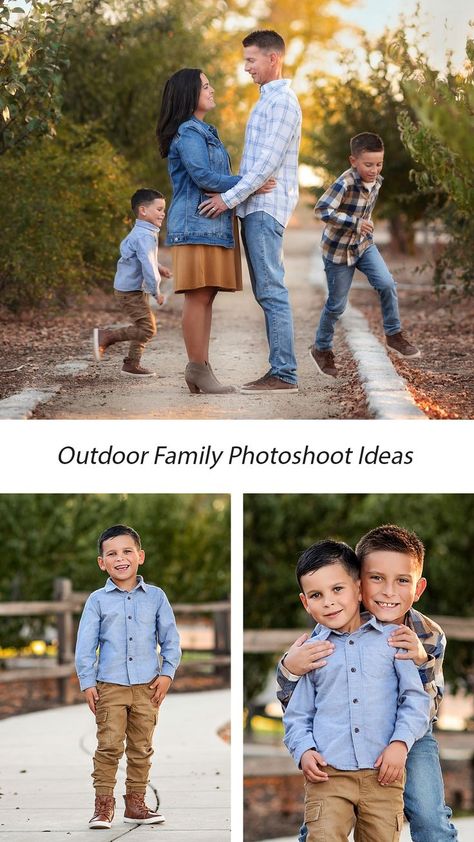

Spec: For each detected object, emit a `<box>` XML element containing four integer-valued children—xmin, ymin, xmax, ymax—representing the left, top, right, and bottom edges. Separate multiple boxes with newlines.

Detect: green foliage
<box><xmin>0</xmin><ymin>0</ymin><xmax>72</xmax><ymax>154</ymax></box>
<box><xmin>244</xmin><ymin>494</ymin><xmax>474</xmax><ymax>699</ymax></box>
<box><xmin>60</xmin><ymin>0</ymin><xmax>225</xmax><ymax>193</ymax></box>
<box><xmin>305</xmin><ymin>35</ymin><xmax>429</xmax><ymax>253</ymax></box>
<box><xmin>394</xmin><ymin>34</ymin><xmax>474</xmax><ymax>293</ymax></box>
<box><xmin>0</xmin><ymin>494</ymin><xmax>230</xmax><ymax>644</ymax></box>
<box><xmin>0</xmin><ymin>120</ymin><xmax>131</xmax><ymax>310</ymax></box>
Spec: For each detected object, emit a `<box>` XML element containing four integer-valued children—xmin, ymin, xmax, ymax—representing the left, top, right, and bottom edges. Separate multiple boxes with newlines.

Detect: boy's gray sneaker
<box><xmin>386</xmin><ymin>332</ymin><xmax>420</xmax><ymax>358</ymax></box>
<box><xmin>309</xmin><ymin>345</ymin><xmax>337</xmax><ymax>379</ymax></box>
<box><xmin>89</xmin><ymin>794</ymin><xmax>115</xmax><ymax>829</ymax></box>
<box><xmin>123</xmin><ymin>792</ymin><xmax>165</xmax><ymax>824</ymax></box>
<box><xmin>121</xmin><ymin>359</ymin><xmax>156</xmax><ymax>377</ymax></box>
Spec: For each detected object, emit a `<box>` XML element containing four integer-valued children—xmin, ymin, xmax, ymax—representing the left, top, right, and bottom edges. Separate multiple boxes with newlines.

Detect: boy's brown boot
<box><xmin>89</xmin><ymin>794</ymin><xmax>115</xmax><ymax>829</ymax></box>
<box><xmin>121</xmin><ymin>358</ymin><xmax>156</xmax><ymax>377</ymax></box>
<box><xmin>386</xmin><ymin>331</ymin><xmax>420</xmax><ymax>358</ymax></box>
<box><xmin>123</xmin><ymin>792</ymin><xmax>165</xmax><ymax>824</ymax></box>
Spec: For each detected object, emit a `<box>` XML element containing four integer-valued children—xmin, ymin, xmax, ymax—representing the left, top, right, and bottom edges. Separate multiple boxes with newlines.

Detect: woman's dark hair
<box><xmin>157</xmin><ymin>68</ymin><xmax>202</xmax><ymax>158</ymax></box>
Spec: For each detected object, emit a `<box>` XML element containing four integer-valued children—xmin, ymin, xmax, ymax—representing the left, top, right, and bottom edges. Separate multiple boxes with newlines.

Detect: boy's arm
<box><xmin>315</xmin><ymin>179</ymin><xmax>364</xmax><ymax>231</ymax></box>
<box><xmin>155</xmin><ymin>591</ymin><xmax>181</xmax><ymax>679</ymax></box>
<box><xmin>276</xmin><ymin>657</ymin><xmax>301</xmax><ymax>710</ymax></box>
<box><xmin>177</xmin><ymin>126</ymin><xmax>241</xmax><ymax>192</ymax></box>
<box><xmin>135</xmin><ymin>233</ymin><xmax>161</xmax><ymax>296</ymax></box>
<box><xmin>277</xmin><ymin>635</ymin><xmax>334</xmax><ymax>710</ymax></box>
<box><xmin>389</xmin><ymin>625</ymin><xmax>446</xmax><ymax>712</ymax></box>
<box><xmin>282</xmin><ymin>671</ymin><xmax>318</xmax><ymax>768</ymax></box>
<box><xmin>220</xmin><ymin>98</ymin><xmax>301</xmax><ymax>208</ymax></box>
<box><xmin>389</xmin><ymin>656</ymin><xmax>431</xmax><ymax>751</ymax></box>
<box><xmin>74</xmin><ymin>596</ymin><xmax>101</xmax><ymax>692</ymax></box>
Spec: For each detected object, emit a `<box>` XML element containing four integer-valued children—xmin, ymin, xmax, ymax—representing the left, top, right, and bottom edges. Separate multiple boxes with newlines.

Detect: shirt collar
<box><xmin>315</xmin><ymin>611</ymin><xmax>384</xmax><ymax>639</ymax></box>
<box><xmin>189</xmin><ymin>115</ymin><xmax>218</xmax><ymax>137</ymax></box>
<box><xmin>134</xmin><ymin>220</ymin><xmax>160</xmax><ymax>234</ymax></box>
<box><xmin>260</xmin><ymin>78</ymin><xmax>291</xmax><ymax>95</ymax></box>
<box><xmin>351</xmin><ymin>167</ymin><xmax>383</xmax><ymax>187</ymax></box>
<box><xmin>105</xmin><ymin>574</ymin><xmax>148</xmax><ymax>593</ymax></box>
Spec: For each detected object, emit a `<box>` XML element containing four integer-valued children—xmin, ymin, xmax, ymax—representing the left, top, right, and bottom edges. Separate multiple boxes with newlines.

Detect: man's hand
<box><xmin>360</xmin><ymin>219</ymin><xmax>374</xmax><ymax>236</ymax></box>
<box><xmin>156</xmin><ymin>292</ymin><xmax>165</xmax><ymax>306</ymax></box>
<box><xmin>388</xmin><ymin>625</ymin><xmax>428</xmax><ymax>666</ymax></box>
<box><xmin>158</xmin><ymin>264</ymin><xmax>172</xmax><ymax>279</ymax></box>
<box><xmin>374</xmin><ymin>741</ymin><xmax>407</xmax><ymax>785</ymax></box>
<box><xmin>84</xmin><ymin>686</ymin><xmax>99</xmax><ymax>715</ymax></box>
<box><xmin>283</xmin><ymin>633</ymin><xmax>335</xmax><ymax>676</ymax></box>
<box><xmin>255</xmin><ymin>177</ymin><xmax>277</xmax><ymax>195</ymax></box>
<box><xmin>149</xmin><ymin>675</ymin><xmax>172</xmax><ymax>707</ymax></box>
<box><xmin>300</xmin><ymin>749</ymin><xmax>329</xmax><ymax>783</ymax></box>
<box><xmin>198</xmin><ymin>194</ymin><xmax>227</xmax><ymax>218</ymax></box>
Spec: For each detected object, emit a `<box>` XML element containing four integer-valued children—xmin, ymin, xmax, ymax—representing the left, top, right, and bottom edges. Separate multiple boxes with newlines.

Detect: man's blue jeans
<box><xmin>296</xmin><ymin>729</ymin><xmax>457</xmax><ymax>842</ymax></box>
<box><xmin>240</xmin><ymin>211</ymin><xmax>297</xmax><ymax>384</ymax></box>
<box><xmin>315</xmin><ymin>244</ymin><xmax>402</xmax><ymax>350</ymax></box>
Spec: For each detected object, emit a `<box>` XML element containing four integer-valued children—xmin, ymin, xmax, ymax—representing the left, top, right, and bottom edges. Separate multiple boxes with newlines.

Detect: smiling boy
<box><xmin>282</xmin><ymin>539</ymin><xmax>430</xmax><ymax>842</ymax></box>
<box><xmin>75</xmin><ymin>524</ymin><xmax>181</xmax><ymax>830</ymax></box>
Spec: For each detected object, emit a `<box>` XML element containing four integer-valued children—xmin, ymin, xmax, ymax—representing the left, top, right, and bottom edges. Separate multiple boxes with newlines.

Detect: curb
<box><xmin>0</xmin><ymin>387</ymin><xmax>60</xmax><ymax>420</ymax></box>
<box><xmin>309</xmin><ymin>247</ymin><xmax>426</xmax><ymax>420</ymax></box>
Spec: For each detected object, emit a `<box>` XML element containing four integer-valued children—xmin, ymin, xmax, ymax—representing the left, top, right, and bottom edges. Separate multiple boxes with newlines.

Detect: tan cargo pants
<box><xmin>93</xmin><ymin>682</ymin><xmax>158</xmax><ymax>795</ymax></box>
<box><xmin>113</xmin><ymin>290</ymin><xmax>156</xmax><ymax>362</ymax></box>
<box><xmin>304</xmin><ymin>766</ymin><xmax>405</xmax><ymax>842</ymax></box>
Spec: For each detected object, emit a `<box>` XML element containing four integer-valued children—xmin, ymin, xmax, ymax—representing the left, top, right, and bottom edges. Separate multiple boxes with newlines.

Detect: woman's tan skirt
<box><xmin>172</xmin><ymin>220</ymin><xmax>242</xmax><ymax>294</ymax></box>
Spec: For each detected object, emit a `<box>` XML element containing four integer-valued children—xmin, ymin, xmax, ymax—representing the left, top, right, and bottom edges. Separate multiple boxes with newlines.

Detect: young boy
<box><xmin>93</xmin><ymin>188</ymin><xmax>172</xmax><ymax>378</ymax></box>
<box><xmin>282</xmin><ymin>539</ymin><xmax>430</xmax><ymax>842</ymax></box>
<box><xmin>75</xmin><ymin>524</ymin><xmax>181</xmax><ymax>830</ymax></box>
<box><xmin>309</xmin><ymin>133</ymin><xmax>420</xmax><ymax>379</ymax></box>
<box><xmin>278</xmin><ymin>525</ymin><xmax>458</xmax><ymax>842</ymax></box>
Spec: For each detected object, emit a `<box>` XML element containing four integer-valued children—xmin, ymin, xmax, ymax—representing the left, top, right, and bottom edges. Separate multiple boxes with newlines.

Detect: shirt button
<box><xmin>349</xmin><ymin>640</ymin><xmax>354</xmax><ymax>645</ymax></box>
<box><xmin>129</xmin><ymin>657</ymin><xmax>133</xmax><ymax>661</ymax></box>
<box><xmin>351</xmin><ymin>667</ymin><xmax>356</xmax><ymax>673</ymax></box>
<box><xmin>128</xmin><ymin>615</ymin><xmax>132</xmax><ymax>619</ymax></box>
<box><xmin>129</xmin><ymin>637</ymin><xmax>133</xmax><ymax>641</ymax></box>
<box><xmin>353</xmin><ymin>699</ymin><xmax>358</xmax><ymax>704</ymax></box>
<box><xmin>127</xmin><ymin>596</ymin><xmax>131</xmax><ymax>600</ymax></box>
<box><xmin>354</xmin><ymin>727</ymin><xmax>360</xmax><ymax>733</ymax></box>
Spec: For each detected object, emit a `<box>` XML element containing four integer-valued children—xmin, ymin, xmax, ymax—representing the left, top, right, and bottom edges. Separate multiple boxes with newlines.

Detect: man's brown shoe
<box><xmin>93</xmin><ymin>328</ymin><xmax>117</xmax><ymax>362</ymax></box>
<box><xmin>241</xmin><ymin>374</ymin><xmax>298</xmax><ymax>393</ymax></box>
<box><xmin>123</xmin><ymin>792</ymin><xmax>165</xmax><ymax>825</ymax></box>
<box><xmin>121</xmin><ymin>359</ymin><xmax>156</xmax><ymax>378</ymax></box>
<box><xmin>386</xmin><ymin>332</ymin><xmax>420</xmax><ymax>358</ymax></box>
<box><xmin>309</xmin><ymin>345</ymin><xmax>337</xmax><ymax>379</ymax></box>
<box><xmin>89</xmin><ymin>794</ymin><xmax>115</xmax><ymax>829</ymax></box>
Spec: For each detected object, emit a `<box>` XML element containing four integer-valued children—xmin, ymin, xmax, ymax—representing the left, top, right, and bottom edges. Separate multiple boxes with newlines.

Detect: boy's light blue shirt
<box><xmin>114</xmin><ymin>220</ymin><xmax>161</xmax><ymax>296</ymax></box>
<box><xmin>75</xmin><ymin>575</ymin><xmax>181</xmax><ymax>691</ymax></box>
<box><xmin>283</xmin><ymin>614</ymin><xmax>430</xmax><ymax>770</ymax></box>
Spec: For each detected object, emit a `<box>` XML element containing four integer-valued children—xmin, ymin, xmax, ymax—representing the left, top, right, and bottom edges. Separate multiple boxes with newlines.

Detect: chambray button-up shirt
<box><xmin>221</xmin><ymin>79</ymin><xmax>301</xmax><ymax>227</ymax></box>
<box><xmin>75</xmin><ymin>576</ymin><xmax>181</xmax><ymax>691</ymax></box>
<box><xmin>113</xmin><ymin>220</ymin><xmax>162</xmax><ymax>296</ymax></box>
<box><xmin>283</xmin><ymin>615</ymin><xmax>430</xmax><ymax>770</ymax></box>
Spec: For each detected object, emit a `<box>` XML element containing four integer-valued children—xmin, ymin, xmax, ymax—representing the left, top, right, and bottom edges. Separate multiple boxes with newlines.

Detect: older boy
<box><xmin>93</xmin><ymin>188</ymin><xmax>172</xmax><ymax>378</ymax></box>
<box><xmin>278</xmin><ymin>525</ymin><xmax>458</xmax><ymax>842</ymax></box>
<box><xmin>283</xmin><ymin>539</ymin><xmax>430</xmax><ymax>842</ymax></box>
<box><xmin>75</xmin><ymin>524</ymin><xmax>181</xmax><ymax>830</ymax></box>
<box><xmin>310</xmin><ymin>133</ymin><xmax>420</xmax><ymax>379</ymax></box>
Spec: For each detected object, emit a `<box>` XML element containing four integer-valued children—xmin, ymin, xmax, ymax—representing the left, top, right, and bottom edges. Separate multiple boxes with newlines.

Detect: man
<box><xmin>199</xmin><ymin>30</ymin><xmax>302</xmax><ymax>392</ymax></box>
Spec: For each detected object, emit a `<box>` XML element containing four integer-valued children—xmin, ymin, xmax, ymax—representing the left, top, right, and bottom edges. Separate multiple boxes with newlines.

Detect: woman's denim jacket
<box><xmin>166</xmin><ymin>117</ymin><xmax>240</xmax><ymax>248</ymax></box>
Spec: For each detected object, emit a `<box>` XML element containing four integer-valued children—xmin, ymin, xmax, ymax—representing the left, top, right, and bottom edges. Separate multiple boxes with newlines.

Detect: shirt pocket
<box><xmin>361</xmin><ymin>647</ymin><xmax>395</xmax><ymax>679</ymax></box>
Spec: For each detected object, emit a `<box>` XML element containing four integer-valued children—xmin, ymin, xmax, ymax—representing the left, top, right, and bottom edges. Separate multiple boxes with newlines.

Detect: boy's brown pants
<box><xmin>93</xmin><ymin>682</ymin><xmax>158</xmax><ymax>795</ymax></box>
<box><xmin>112</xmin><ymin>290</ymin><xmax>156</xmax><ymax>362</ymax></box>
<box><xmin>304</xmin><ymin>766</ymin><xmax>405</xmax><ymax>842</ymax></box>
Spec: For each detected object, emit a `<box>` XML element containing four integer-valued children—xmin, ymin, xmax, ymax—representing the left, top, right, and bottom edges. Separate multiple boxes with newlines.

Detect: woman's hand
<box><xmin>283</xmin><ymin>633</ymin><xmax>334</xmax><ymax>676</ymax></box>
<box><xmin>256</xmin><ymin>178</ymin><xmax>277</xmax><ymax>195</ymax></box>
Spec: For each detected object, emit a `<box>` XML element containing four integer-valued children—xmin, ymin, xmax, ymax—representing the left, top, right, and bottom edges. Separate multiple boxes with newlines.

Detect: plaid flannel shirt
<box><xmin>277</xmin><ymin>608</ymin><xmax>445</xmax><ymax>724</ymax></box>
<box><xmin>315</xmin><ymin>167</ymin><xmax>383</xmax><ymax>266</ymax></box>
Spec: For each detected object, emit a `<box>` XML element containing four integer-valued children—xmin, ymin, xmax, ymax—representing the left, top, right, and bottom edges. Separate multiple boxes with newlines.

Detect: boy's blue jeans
<box><xmin>240</xmin><ymin>212</ymin><xmax>298</xmax><ymax>385</ymax></box>
<box><xmin>296</xmin><ymin>728</ymin><xmax>457</xmax><ymax>842</ymax></box>
<box><xmin>315</xmin><ymin>245</ymin><xmax>402</xmax><ymax>350</ymax></box>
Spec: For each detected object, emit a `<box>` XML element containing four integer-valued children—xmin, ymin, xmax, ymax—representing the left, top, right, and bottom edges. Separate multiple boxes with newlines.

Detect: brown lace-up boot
<box><xmin>89</xmin><ymin>794</ymin><xmax>115</xmax><ymax>829</ymax></box>
<box><xmin>123</xmin><ymin>792</ymin><xmax>165</xmax><ymax>824</ymax></box>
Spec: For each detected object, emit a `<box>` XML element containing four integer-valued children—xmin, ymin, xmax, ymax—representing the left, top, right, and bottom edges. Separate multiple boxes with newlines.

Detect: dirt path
<box><xmin>30</xmin><ymin>206</ymin><xmax>369</xmax><ymax>420</ymax></box>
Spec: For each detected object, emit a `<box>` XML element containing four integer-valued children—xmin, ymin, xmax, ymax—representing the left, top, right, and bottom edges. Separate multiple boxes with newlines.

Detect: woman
<box><xmin>157</xmin><ymin>68</ymin><xmax>272</xmax><ymax>394</ymax></box>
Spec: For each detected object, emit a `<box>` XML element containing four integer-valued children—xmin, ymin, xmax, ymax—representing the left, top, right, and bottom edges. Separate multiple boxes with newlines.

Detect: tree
<box><xmin>394</xmin><ymin>32</ymin><xmax>474</xmax><ymax>292</ymax></box>
<box><xmin>304</xmin><ymin>35</ymin><xmax>430</xmax><ymax>253</ymax></box>
<box><xmin>0</xmin><ymin>0</ymin><xmax>72</xmax><ymax>155</ymax></box>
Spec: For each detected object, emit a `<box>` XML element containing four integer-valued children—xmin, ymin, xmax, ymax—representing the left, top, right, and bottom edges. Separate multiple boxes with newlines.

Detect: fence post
<box><xmin>54</xmin><ymin>578</ymin><xmax>74</xmax><ymax>704</ymax></box>
<box><xmin>213</xmin><ymin>606</ymin><xmax>230</xmax><ymax>683</ymax></box>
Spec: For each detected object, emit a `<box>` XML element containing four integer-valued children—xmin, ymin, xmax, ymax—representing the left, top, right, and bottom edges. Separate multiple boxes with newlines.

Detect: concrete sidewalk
<box><xmin>0</xmin><ymin>689</ymin><xmax>229</xmax><ymax>841</ymax></box>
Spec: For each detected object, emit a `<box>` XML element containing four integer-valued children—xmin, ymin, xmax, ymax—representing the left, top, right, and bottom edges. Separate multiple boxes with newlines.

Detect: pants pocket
<box><xmin>393</xmin><ymin>812</ymin><xmax>404</xmax><ymax>841</ymax></box>
<box><xmin>305</xmin><ymin>800</ymin><xmax>325</xmax><ymax>842</ymax></box>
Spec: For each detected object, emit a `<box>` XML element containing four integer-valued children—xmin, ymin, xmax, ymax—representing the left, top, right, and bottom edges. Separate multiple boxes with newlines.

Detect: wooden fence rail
<box><xmin>0</xmin><ymin>578</ymin><xmax>230</xmax><ymax>702</ymax></box>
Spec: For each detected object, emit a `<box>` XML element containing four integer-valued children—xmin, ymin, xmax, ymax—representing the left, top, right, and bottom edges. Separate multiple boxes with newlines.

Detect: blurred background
<box><xmin>0</xmin><ymin>493</ymin><xmax>230</xmax><ymax>717</ymax></box>
<box><xmin>244</xmin><ymin>494</ymin><xmax>474</xmax><ymax>841</ymax></box>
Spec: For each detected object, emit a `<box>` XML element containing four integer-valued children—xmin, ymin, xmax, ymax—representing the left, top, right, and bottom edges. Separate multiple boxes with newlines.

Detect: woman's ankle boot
<box><xmin>184</xmin><ymin>362</ymin><xmax>236</xmax><ymax>394</ymax></box>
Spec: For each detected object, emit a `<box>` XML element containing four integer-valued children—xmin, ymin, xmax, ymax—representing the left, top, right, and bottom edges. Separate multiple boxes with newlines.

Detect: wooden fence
<box><xmin>0</xmin><ymin>578</ymin><xmax>230</xmax><ymax>702</ymax></box>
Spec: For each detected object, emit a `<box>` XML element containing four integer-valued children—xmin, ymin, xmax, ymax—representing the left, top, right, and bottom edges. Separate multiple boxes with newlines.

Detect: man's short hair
<box><xmin>242</xmin><ymin>30</ymin><xmax>285</xmax><ymax>54</ymax></box>
<box><xmin>356</xmin><ymin>524</ymin><xmax>425</xmax><ymax>574</ymax></box>
<box><xmin>350</xmin><ymin>132</ymin><xmax>384</xmax><ymax>157</ymax></box>
<box><xmin>296</xmin><ymin>539</ymin><xmax>359</xmax><ymax>590</ymax></box>
<box><xmin>98</xmin><ymin>524</ymin><xmax>141</xmax><ymax>555</ymax></box>
<box><xmin>131</xmin><ymin>188</ymin><xmax>164</xmax><ymax>216</ymax></box>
